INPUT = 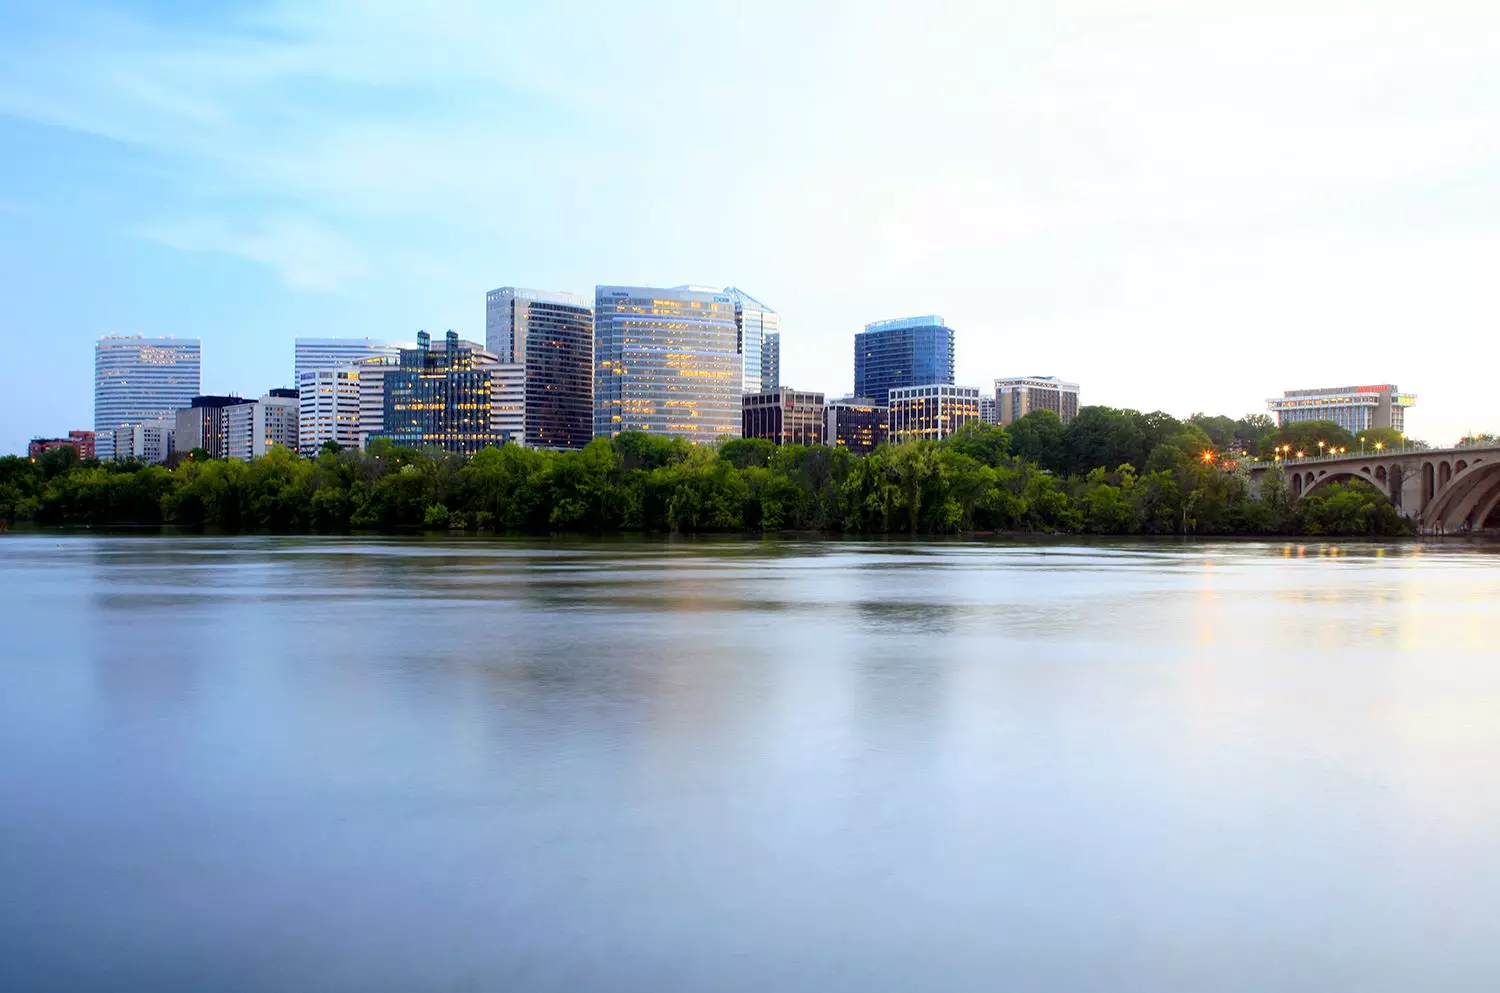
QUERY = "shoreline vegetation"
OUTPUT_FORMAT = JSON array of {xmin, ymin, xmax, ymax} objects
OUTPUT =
[{"xmin": 3, "ymin": 408, "xmax": 1415, "ymax": 537}]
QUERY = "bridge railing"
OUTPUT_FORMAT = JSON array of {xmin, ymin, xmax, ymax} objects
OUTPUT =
[{"xmin": 1243, "ymin": 442, "xmax": 1500, "ymax": 468}]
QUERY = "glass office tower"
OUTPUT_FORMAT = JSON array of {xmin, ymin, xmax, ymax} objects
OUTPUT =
[
  {"xmin": 761, "ymin": 331, "xmax": 780, "ymax": 391},
  {"xmin": 485, "ymin": 287, "xmax": 594, "ymax": 449},
  {"xmin": 376, "ymin": 331, "xmax": 506, "ymax": 455},
  {"xmin": 93, "ymin": 336, "xmax": 202, "ymax": 460},
  {"xmin": 594, "ymin": 285, "xmax": 742, "ymax": 444},
  {"xmin": 723, "ymin": 287, "xmax": 778, "ymax": 395},
  {"xmin": 852, "ymin": 316, "xmax": 955, "ymax": 407}
]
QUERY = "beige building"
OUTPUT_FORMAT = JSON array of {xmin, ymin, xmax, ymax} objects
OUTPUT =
[{"xmin": 888, "ymin": 385, "xmax": 981, "ymax": 444}]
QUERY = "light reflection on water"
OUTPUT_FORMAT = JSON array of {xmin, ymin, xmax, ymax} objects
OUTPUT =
[{"xmin": 2, "ymin": 534, "xmax": 1500, "ymax": 992}]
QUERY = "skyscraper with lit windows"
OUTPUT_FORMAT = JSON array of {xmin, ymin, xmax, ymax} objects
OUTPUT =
[
  {"xmin": 485, "ymin": 287, "xmax": 594, "ymax": 449},
  {"xmin": 853, "ymin": 316, "xmax": 955, "ymax": 407},
  {"xmin": 94, "ymin": 336, "xmax": 201, "ymax": 461},
  {"xmin": 723, "ymin": 287, "xmax": 779, "ymax": 395},
  {"xmin": 593, "ymin": 285, "xmax": 742, "ymax": 444}
]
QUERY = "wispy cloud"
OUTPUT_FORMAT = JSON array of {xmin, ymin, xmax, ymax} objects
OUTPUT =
[{"xmin": 140, "ymin": 215, "xmax": 368, "ymax": 290}]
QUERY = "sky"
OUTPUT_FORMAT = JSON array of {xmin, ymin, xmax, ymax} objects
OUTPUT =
[{"xmin": 1, "ymin": 0, "xmax": 1498, "ymax": 454}]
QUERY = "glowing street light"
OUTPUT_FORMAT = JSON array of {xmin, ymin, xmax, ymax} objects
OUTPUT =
[{"xmin": 1201, "ymin": 450, "xmax": 1215, "ymax": 464}]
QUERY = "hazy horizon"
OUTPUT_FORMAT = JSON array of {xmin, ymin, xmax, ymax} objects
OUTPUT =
[{"xmin": 2, "ymin": 0, "xmax": 1497, "ymax": 453}]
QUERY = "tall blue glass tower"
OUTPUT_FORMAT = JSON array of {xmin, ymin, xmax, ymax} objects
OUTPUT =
[{"xmin": 853, "ymin": 316, "xmax": 955, "ymax": 407}]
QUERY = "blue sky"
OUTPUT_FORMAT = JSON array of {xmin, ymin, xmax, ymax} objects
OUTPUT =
[{"xmin": 2, "ymin": 0, "xmax": 1498, "ymax": 454}]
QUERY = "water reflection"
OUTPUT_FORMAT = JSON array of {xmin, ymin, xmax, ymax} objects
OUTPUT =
[{"xmin": 2, "ymin": 533, "xmax": 1500, "ymax": 992}]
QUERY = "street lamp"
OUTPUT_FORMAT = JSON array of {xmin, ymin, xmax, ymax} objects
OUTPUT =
[
  {"xmin": 1296, "ymin": 450, "xmax": 1305, "ymax": 459},
  {"xmin": 1318, "ymin": 440, "xmax": 1326, "ymax": 456},
  {"xmin": 1375, "ymin": 441, "xmax": 1384, "ymax": 452}
]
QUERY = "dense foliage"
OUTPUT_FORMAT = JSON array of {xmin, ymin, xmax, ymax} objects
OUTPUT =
[{"xmin": 1, "ymin": 407, "xmax": 1414, "ymax": 536}]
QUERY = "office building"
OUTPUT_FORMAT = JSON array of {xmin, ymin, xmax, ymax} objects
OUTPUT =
[
  {"xmin": 979, "ymin": 395, "xmax": 998, "ymax": 425},
  {"xmin": 761, "ymin": 331, "xmax": 780, "ymax": 391},
  {"xmin": 225, "ymin": 389, "xmax": 300, "ymax": 461},
  {"xmin": 112, "ymin": 420, "xmax": 174, "ymax": 464},
  {"xmin": 888, "ymin": 384, "xmax": 981, "ymax": 444},
  {"xmin": 594, "ymin": 285, "xmax": 742, "ymax": 444},
  {"xmin": 994, "ymin": 376, "xmax": 1081, "ymax": 426},
  {"xmin": 742, "ymin": 388, "xmax": 825, "ymax": 446},
  {"xmin": 293, "ymin": 338, "xmax": 404, "ymax": 385},
  {"xmin": 298, "ymin": 367, "xmax": 363, "ymax": 455},
  {"xmin": 28, "ymin": 431, "xmax": 96, "ymax": 461},
  {"xmin": 94, "ymin": 336, "xmax": 201, "ymax": 460},
  {"xmin": 374, "ymin": 331, "xmax": 520, "ymax": 454},
  {"xmin": 825, "ymin": 397, "xmax": 888, "ymax": 454},
  {"xmin": 1268, "ymin": 384, "xmax": 1415, "ymax": 435},
  {"xmin": 853, "ymin": 316, "xmax": 955, "ymax": 407},
  {"xmin": 175, "ymin": 395, "xmax": 254, "ymax": 459},
  {"xmin": 356, "ymin": 361, "xmax": 396, "ymax": 450},
  {"xmin": 485, "ymin": 287, "xmax": 594, "ymax": 449},
  {"xmin": 723, "ymin": 287, "xmax": 779, "ymax": 396}
]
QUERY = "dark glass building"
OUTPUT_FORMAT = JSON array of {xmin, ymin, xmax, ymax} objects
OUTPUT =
[
  {"xmin": 485, "ymin": 287, "xmax": 595, "ymax": 449},
  {"xmin": 825, "ymin": 396, "xmax": 888, "ymax": 454},
  {"xmin": 376, "ymin": 331, "xmax": 506, "ymax": 455},
  {"xmin": 742, "ymin": 388, "xmax": 825, "ymax": 446},
  {"xmin": 853, "ymin": 315, "xmax": 955, "ymax": 407}
]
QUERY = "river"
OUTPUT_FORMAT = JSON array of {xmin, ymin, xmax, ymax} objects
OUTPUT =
[{"xmin": 2, "ymin": 534, "xmax": 1499, "ymax": 991}]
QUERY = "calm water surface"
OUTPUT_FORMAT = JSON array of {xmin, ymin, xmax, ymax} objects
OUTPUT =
[{"xmin": 3, "ymin": 534, "xmax": 1500, "ymax": 991}]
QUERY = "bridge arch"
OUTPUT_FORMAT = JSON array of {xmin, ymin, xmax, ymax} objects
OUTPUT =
[
  {"xmin": 1375, "ymin": 465, "xmax": 1387, "ymax": 487},
  {"xmin": 1422, "ymin": 462, "xmax": 1436, "ymax": 508},
  {"xmin": 1425, "ymin": 460, "xmax": 1500, "ymax": 529},
  {"xmin": 1302, "ymin": 468, "xmax": 1392, "ymax": 501}
]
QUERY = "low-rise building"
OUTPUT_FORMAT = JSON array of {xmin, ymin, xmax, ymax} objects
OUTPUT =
[
  {"xmin": 742, "ymin": 388, "xmax": 825, "ymax": 446},
  {"xmin": 888, "ymin": 384, "xmax": 981, "ymax": 444},
  {"xmin": 825, "ymin": 397, "xmax": 888, "ymax": 454},
  {"xmin": 112, "ymin": 421, "xmax": 175, "ymax": 464},
  {"xmin": 28, "ymin": 431, "xmax": 96, "ymax": 461}
]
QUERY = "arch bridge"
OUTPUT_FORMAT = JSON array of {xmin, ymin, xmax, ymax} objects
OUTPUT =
[{"xmin": 1245, "ymin": 444, "xmax": 1500, "ymax": 531}]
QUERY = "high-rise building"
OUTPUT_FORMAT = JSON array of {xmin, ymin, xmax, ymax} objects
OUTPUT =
[
  {"xmin": 298, "ymin": 367, "xmax": 364, "ymax": 455},
  {"xmin": 294, "ymin": 339, "xmax": 408, "ymax": 455},
  {"xmin": 485, "ymin": 287, "xmax": 594, "ymax": 449},
  {"xmin": 112, "ymin": 420, "xmax": 174, "ymax": 464},
  {"xmin": 993, "ymin": 376, "xmax": 1080, "ymax": 426},
  {"xmin": 761, "ymin": 331, "xmax": 781, "ymax": 391},
  {"xmin": 28, "ymin": 431, "xmax": 96, "ymax": 461},
  {"xmin": 374, "ymin": 331, "xmax": 521, "ymax": 455},
  {"xmin": 853, "ymin": 316, "xmax": 955, "ymax": 407},
  {"xmin": 825, "ymin": 397, "xmax": 888, "ymax": 454},
  {"xmin": 175, "ymin": 395, "xmax": 254, "ymax": 459},
  {"xmin": 356, "ymin": 361, "xmax": 396, "ymax": 450},
  {"xmin": 225, "ymin": 390, "xmax": 300, "ymax": 461},
  {"xmin": 1267, "ymin": 384, "xmax": 1415, "ymax": 435},
  {"xmin": 723, "ymin": 287, "xmax": 779, "ymax": 396},
  {"xmin": 888, "ymin": 384, "xmax": 981, "ymax": 444},
  {"xmin": 293, "ymin": 338, "xmax": 404, "ymax": 384},
  {"xmin": 94, "ymin": 336, "xmax": 201, "ymax": 460},
  {"xmin": 742, "ymin": 388, "xmax": 825, "ymax": 446},
  {"xmin": 594, "ymin": 285, "xmax": 742, "ymax": 444}
]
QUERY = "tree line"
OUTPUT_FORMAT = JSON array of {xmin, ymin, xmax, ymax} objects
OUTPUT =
[{"xmin": 1, "ymin": 407, "xmax": 1411, "ymax": 536}]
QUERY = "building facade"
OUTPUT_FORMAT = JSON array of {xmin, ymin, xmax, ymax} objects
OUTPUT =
[
  {"xmin": 993, "ymin": 376, "xmax": 1081, "ymax": 426},
  {"xmin": 888, "ymin": 384, "xmax": 981, "ymax": 444},
  {"xmin": 742, "ymin": 388, "xmax": 825, "ymax": 446},
  {"xmin": 374, "ymin": 331, "xmax": 519, "ymax": 454},
  {"xmin": 723, "ymin": 287, "xmax": 779, "ymax": 396},
  {"xmin": 356, "ymin": 362, "xmax": 395, "ymax": 450},
  {"xmin": 825, "ymin": 397, "xmax": 888, "ymax": 454},
  {"xmin": 761, "ymin": 331, "xmax": 780, "ymax": 391},
  {"xmin": 293, "ymin": 338, "xmax": 404, "ymax": 385},
  {"xmin": 112, "ymin": 420, "xmax": 174, "ymax": 464},
  {"xmin": 979, "ymin": 395, "xmax": 998, "ymax": 425},
  {"xmin": 28, "ymin": 431, "xmax": 96, "ymax": 461},
  {"xmin": 594, "ymin": 285, "xmax": 742, "ymax": 444},
  {"xmin": 175, "ymin": 395, "xmax": 254, "ymax": 459},
  {"xmin": 485, "ymin": 287, "xmax": 594, "ymax": 449},
  {"xmin": 853, "ymin": 316, "xmax": 955, "ymax": 407},
  {"xmin": 225, "ymin": 390, "xmax": 300, "ymax": 461},
  {"xmin": 94, "ymin": 336, "xmax": 201, "ymax": 461},
  {"xmin": 298, "ymin": 367, "xmax": 364, "ymax": 455},
  {"xmin": 1268, "ymin": 384, "xmax": 1415, "ymax": 435}
]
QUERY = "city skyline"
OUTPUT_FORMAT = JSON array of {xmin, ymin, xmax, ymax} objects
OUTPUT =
[{"xmin": 4, "ymin": 2, "xmax": 1499, "ymax": 454}]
